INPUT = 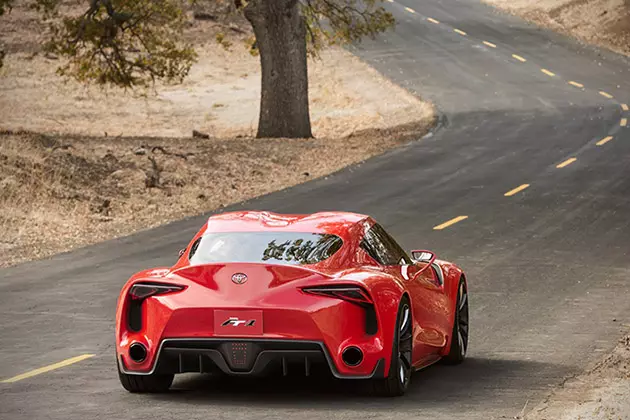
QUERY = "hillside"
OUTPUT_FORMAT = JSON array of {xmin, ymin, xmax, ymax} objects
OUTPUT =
[{"xmin": 484, "ymin": 0, "xmax": 630, "ymax": 56}]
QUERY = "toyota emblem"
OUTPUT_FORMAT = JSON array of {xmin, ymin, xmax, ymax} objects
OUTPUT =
[{"xmin": 231, "ymin": 273, "xmax": 248, "ymax": 284}]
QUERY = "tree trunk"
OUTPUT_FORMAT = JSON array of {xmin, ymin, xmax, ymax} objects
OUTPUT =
[{"xmin": 244, "ymin": 0, "xmax": 312, "ymax": 138}]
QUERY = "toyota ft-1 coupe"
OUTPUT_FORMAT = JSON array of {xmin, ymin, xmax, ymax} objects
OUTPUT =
[{"xmin": 115, "ymin": 211, "xmax": 469, "ymax": 396}]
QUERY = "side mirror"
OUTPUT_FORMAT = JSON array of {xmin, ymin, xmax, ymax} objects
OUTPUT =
[
  {"xmin": 178, "ymin": 248, "xmax": 186, "ymax": 258},
  {"xmin": 411, "ymin": 250, "xmax": 436, "ymax": 265}
]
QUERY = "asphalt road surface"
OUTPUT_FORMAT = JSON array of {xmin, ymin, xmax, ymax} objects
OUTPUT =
[{"xmin": 2, "ymin": 0, "xmax": 630, "ymax": 419}]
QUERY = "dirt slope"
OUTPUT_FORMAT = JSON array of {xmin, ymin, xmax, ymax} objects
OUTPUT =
[
  {"xmin": 484, "ymin": 0, "xmax": 630, "ymax": 56},
  {"xmin": 526, "ymin": 332, "xmax": 630, "ymax": 419}
]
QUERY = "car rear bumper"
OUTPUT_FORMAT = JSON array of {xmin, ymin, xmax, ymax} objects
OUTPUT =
[{"xmin": 118, "ymin": 338, "xmax": 385, "ymax": 379}]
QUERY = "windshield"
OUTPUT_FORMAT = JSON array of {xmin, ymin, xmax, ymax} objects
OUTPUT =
[{"xmin": 188, "ymin": 232, "xmax": 343, "ymax": 266}]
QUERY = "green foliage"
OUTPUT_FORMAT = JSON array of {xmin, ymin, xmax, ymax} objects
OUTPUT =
[
  {"xmin": 215, "ymin": 32, "xmax": 232, "ymax": 50},
  {"xmin": 1, "ymin": 0, "xmax": 393, "ymax": 85},
  {"xmin": 44, "ymin": 0, "xmax": 196, "ymax": 88},
  {"xmin": 300, "ymin": 0, "xmax": 395, "ymax": 56},
  {"xmin": 244, "ymin": 36, "xmax": 259, "ymax": 56},
  {"xmin": 30, "ymin": 0, "xmax": 60, "ymax": 20},
  {"xmin": 0, "ymin": 0, "xmax": 12, "ymax": 16}
]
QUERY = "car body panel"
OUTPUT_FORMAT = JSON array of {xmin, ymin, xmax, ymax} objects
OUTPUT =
[{"xmin": 115, "ymin": 211, "xmax": 467, "ymax": 380}]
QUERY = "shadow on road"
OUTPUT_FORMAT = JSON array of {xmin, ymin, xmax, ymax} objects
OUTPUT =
[{"xmin": 153, "ymin": 357, "xmax": 567, "ymax": 410}]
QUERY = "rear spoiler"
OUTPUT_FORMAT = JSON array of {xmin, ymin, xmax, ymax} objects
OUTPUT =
[{"xmin": 169, "ymin": 262, "xmax": 332, "ymax": 287}]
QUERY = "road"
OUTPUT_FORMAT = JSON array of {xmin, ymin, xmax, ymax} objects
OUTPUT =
[{"xmin": 2, "ymin": 0, "xmax": 630, "ymax": 419}]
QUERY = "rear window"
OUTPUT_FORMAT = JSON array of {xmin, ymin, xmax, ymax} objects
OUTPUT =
[{"xmin": 188, "ymin": 232, "xmax": 343, "ymax": 266}]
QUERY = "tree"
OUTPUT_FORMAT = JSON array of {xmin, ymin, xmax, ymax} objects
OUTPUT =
[{"xmin": 1, "ymin": 0, "xmax": 395, "ymax": 138}]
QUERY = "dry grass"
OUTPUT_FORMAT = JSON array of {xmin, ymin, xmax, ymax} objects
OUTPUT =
[
  {"xmin": 483, "ymin": 0, "xmax": 630, "ymax": 56},
  {"xmin": 0, "ymin": 1, "xmax": 435, "ymax": 267},
  {"xmin": 0, "ymin": 1, "xmax": 431, "ymax": 139},
  {"xmin": 0, "ymin": 121, "xmax": 434, "ymax": 267}
]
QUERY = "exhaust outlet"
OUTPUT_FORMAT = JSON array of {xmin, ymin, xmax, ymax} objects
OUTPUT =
[
  {"xmin": 129, "ymin": 342, "xmax": 147, "ymax": 363},
  {"xmin": 341, "ymin": 346, "xmax": 363, "ymax": 367}
]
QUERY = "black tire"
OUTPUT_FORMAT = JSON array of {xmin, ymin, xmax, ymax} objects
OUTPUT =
[
  {"xmin": 117, "ymin": 364, "xmax": 174, "ymax": 393},
  {"xmin": 371, "ymin": 296, "xmax": 413, "ymax": 397},
  {"xmin": 442, "ymin": 277, "xmax": 469, "ymax": 365}
]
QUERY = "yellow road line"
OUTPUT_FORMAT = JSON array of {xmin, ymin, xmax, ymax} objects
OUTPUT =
[
  {"xmin": 556, "ymin": 158, "xmax": 577, "ymax": 168},
  {"xmin": 434, "ymin": 216, "xmax": 468, "ymax": 230},
  {"xmin": 1, "ymin": 354, "xmax": 95, "ymax": 384},
  {"xmin": 541, "ymin": 69, "xmax": 555, "ymax": 77},
  {"xmin": 386, "ymin": 0, "xmax": 393, "ymax": 2},
  {"xmin": 427, "ymin": 17, "xmax": 440, "ymax": 24},
  {"xmin": 622, "ymin": 104, "xmax": 629, "ymax": 111},
  {"xmin": 568, "ymin": 81, "xmax": 584, "ymax": 88},
  {"xmin": 504, "ymin": 184, "xmax": 530, "ymax": 197},
  {"xmin": 596, "ymin": 136, "xmax": 613, "ymax": 146},
  {"xmin": 512, "ymin": 54, "xmax": 527, "ymax": 62},
  {"xmin": 599, "ymin": 91, "xmax": 613, "ymax": 99},
  {"xmin": 621, "ymin": 118, "xmax": 628, "ymax": 127},
  {"xmin": 483, "ymin": 41, "xmax": 497, "ymax": 48},
  {"xmin": 454, "ymin": 29, "xmax": 467, "ymax": 36},
  {"xmin": 404, "ymin": 6, "xmax": 415, "ymax": 13}
]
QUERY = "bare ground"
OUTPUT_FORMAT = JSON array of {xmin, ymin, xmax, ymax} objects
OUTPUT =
[
  {"xmin": 0, "ymin": 124, "xmax": 431, "ymax": 268},
  {"xmin": 526, "ymin": 331, "xmax": 630, "ymax": 420},
  {"xmin": 0, "ymin": 1, "xmax": 435, "ymax": 267},
  {"xmin": 483, "ymin": 0, "xmax": 630, "ymax": 56}
]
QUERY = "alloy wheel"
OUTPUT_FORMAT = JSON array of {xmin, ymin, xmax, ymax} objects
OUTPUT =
[
  {"xmin": 398, "ymin": 304, "xmax": 413, "ymax": 386},
  {"xmin": 457, "ymin": 283, "xmax": 469, "ymax": 357}
]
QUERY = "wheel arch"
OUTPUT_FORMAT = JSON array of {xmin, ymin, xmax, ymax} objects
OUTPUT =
[
  {"xmin": 359, "ymin": 275, "xmax": 409, "ymax": 374},
  {"xmin": 439, "ymin": 268, "xmax": 467, "ymax": 356}
]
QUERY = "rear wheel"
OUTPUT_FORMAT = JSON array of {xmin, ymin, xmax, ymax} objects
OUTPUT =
[
  {"xmin": 442, "ymin": 278, "xmax": 469, "ymax": 365},
  {"xmin": 371, "ymin": 297, "xmax": 413, "ymax": 397},
  {"xmin": 117, "ymin": 363, "xmax": 174, "ymax": 393}
]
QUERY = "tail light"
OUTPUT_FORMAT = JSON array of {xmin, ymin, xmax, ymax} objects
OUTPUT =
[
  {"xmin": 129, "ymin": 283, "xmax": 185, "ymax": 300},
  {"xmin": 127, "ymin": 282, "xmax": 184, "ymax": 332},
  {"xmin": 301, "ymin": 285, "xmax": 373, "ymax": 307}
]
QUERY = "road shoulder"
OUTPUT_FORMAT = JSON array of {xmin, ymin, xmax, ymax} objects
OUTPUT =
[{"xmin": 527, "ymin": 332, "xmax": 630, "ymax": 419}]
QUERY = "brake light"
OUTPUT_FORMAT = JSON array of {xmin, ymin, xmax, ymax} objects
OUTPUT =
[
  {"xmin": 129, "ymin": 283, "xmax": 185, "ymax": 300},
  {"xmin": 302, "ymin": 286, "xmax": 373, "ymax": 307}
]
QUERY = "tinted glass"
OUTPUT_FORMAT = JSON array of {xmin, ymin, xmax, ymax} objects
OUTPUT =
[
  {"xmin": 360, "ymin": 224, "xmax": 412, "ymax": 266},
  {"xmin": 189, "ymin": 232, "xmax": 343, "ymax": 265}
]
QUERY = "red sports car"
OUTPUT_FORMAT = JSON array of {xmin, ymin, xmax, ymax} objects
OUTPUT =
[{"xmin": 115, "ymin": 211, "xmax": 469, "ymax": 396}]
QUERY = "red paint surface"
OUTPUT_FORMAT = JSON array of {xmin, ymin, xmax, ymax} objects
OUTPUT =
[{"xmin": 115, "ymin": 211, "xmax": 466, "ymax": 378}]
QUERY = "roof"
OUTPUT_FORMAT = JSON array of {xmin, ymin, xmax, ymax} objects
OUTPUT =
[{"xmin": 205, "ymin": 211, "xmax": 370, "ymax": 237}]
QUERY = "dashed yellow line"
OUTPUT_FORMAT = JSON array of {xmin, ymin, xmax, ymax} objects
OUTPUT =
[
  {"xmin": 404, "ymin": 6, "xmax": 415, "ymax": 13},
  {"xmin": 512, "ymin": 54, "xmax": 527, "ymax": 62},
  {"xmin": 621, "ymin": 118, "xmax": 628, "ymax": 127},
  {"xmin": 434, "ymin": 216, "xmax": 468, "ymax": 230},
  {"xmin": 541, "ymin": 69, "xmax": 555, "ymax": 77},
  {"xmin": 556, "ymin": 158, "xmax": 577, "ymax": 168},
  {"xmin": 599, "ymin": 91, "xmax": 614, "ymax": 99},
  {"xmin": 596, "ymin": 136, "xmax": 613, "ymax": 146},
  {"xmin": 568, "ymin": 81, "xmax": 584, "ymax": 88},
  {"xmin": 504, "ymin": 184, "xmax": 530, "ymax": 197},
  {"xmin": 1, "ymin": 354, "xmax": 95, "ymax": 383},
  {"xmin": 454, "ymin": 29, "xmax": 467, "ymax": 36},
  {"xmin": 427, "ymin": 17, "xmax": 440, "ymax": 24},
  {"xmin": 622, "ymin": 104, "xmax": 629, "ymax": 111},
  {"xmin": 483, "ymin": 41, "xmax": 497, "ymax": 48}
]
